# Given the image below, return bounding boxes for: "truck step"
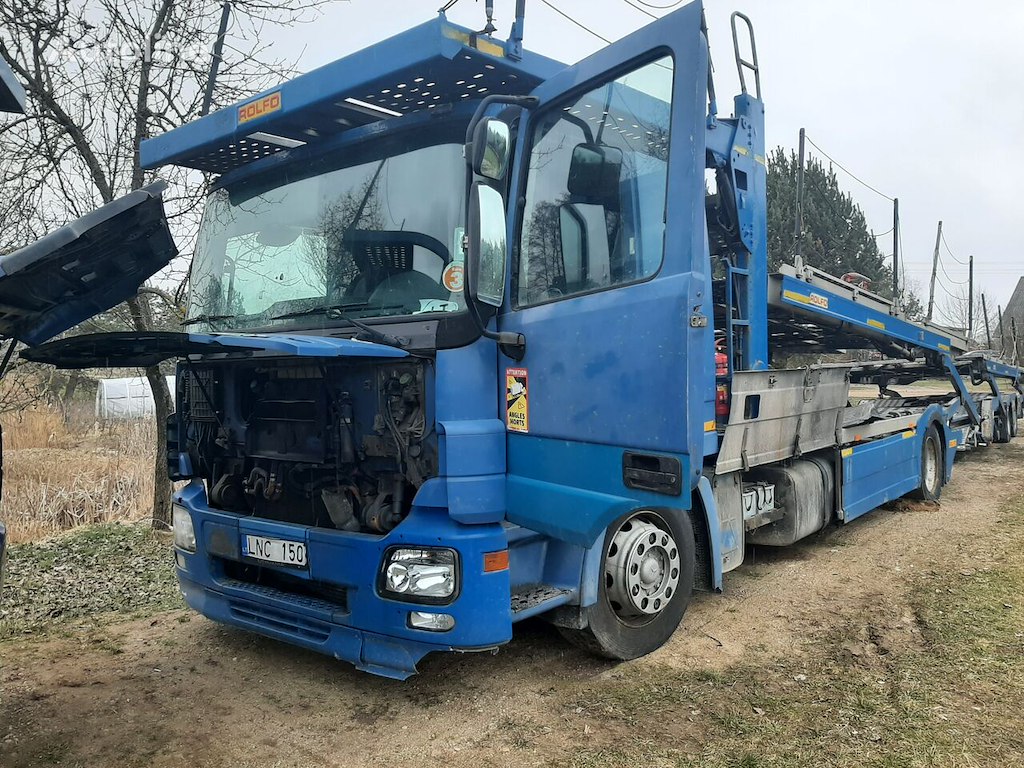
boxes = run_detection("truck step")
[511,584,574,618]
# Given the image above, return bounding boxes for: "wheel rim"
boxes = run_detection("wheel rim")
[605,512,680,624]
[924,437,939,493]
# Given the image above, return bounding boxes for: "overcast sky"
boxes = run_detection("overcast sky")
[264,0,1023,326]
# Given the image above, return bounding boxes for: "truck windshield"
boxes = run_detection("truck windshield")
[187,142,467,332]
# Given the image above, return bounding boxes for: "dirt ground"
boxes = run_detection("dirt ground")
[2,440,1023,768]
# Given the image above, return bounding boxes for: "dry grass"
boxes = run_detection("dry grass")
[566,494,1024,768]
[1,408,155,543]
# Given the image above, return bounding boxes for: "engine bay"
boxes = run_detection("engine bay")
[173,358,435,535]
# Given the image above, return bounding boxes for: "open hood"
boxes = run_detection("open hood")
[0,182,176,346]
[20,330,409,369]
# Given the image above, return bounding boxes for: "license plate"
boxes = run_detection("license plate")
[242,535,307,567]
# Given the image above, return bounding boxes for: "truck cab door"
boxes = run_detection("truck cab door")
[498,1,715,545]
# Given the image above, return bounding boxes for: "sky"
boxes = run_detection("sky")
[260,0,1023,326]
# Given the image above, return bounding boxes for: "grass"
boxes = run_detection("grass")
[562,495,1024,768]
[1,408,155,542]
[0,522,183,640]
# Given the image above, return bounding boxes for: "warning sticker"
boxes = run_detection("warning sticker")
[506,368,529,433]
[442,262,464,293]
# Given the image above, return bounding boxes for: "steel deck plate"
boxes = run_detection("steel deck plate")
[140,16,563,174]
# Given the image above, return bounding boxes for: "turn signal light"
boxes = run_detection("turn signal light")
[483,550,509,573]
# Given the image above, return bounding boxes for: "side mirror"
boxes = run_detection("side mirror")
[467,182,507,307]
[471,118,511,182]
[567,143,623,207]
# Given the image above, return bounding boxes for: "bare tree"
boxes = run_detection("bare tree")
[0,0,328,526]
[938,285,998,351]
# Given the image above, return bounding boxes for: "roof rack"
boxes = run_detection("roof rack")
[140,16,563,176]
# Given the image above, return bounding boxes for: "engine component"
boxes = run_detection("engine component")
[321,487,360,531]
[209,473,246,509]
[183,359,430,535]
[361,475,405,533]
[245,465,284,502]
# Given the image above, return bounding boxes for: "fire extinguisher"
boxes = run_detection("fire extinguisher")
[715,337,729,419]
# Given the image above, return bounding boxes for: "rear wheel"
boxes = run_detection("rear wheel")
[995,408,1011,444]
[1010,407,1018,438]
[910,424,943,501]
[559,508,695,660]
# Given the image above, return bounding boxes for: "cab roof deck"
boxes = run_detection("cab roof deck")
[140,16,564,176]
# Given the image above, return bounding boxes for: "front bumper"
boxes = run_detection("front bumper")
[172,481,512,679]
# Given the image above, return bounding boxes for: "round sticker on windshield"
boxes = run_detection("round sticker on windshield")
[442,262,464,293]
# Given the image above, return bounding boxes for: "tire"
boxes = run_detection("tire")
[910,424,943,501]
[559,508,695,660]
[1010,407,1018,439]
[994,408,1011,444]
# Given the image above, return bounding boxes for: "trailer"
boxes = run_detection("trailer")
[14,2,1021,678]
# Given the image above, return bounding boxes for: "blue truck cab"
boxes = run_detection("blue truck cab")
[13,2,1023,677]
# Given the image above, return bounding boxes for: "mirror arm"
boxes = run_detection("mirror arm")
[464,94,538,149]
[462,95,536,361]
[466,295,527,361]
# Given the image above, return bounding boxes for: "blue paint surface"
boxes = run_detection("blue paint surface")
[188,332,408,358]
[173,480,512,680]
[506,435,690,547]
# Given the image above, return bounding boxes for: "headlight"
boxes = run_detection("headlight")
[380,547,458,603]
[172,505,196,553]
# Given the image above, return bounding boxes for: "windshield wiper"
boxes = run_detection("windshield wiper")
[180,313,235,328]
[270,303,408,348]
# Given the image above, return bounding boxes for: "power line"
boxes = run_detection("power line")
[631,0,685,8]
[934,276,962,299]
[620,0,659,19]
[540,0,612,43]
[940,230,969,265]
[938,255,967,285]
[804,134,895,202]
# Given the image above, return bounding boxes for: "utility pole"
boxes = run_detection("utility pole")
[967,255,974,339]
[981,293,992,349]
[998,304,1006,354]
[201,1,232,117]
[892,198,900,311]
[1012,317,1020,365]
[793,127,805,269]
[926,220,942,321]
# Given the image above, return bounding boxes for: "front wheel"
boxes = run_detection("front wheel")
[559,508,695,660]
[910,424,943,501]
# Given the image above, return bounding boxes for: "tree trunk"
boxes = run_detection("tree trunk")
[62,370,81,424]
[127,296,173,529]
[145,365,174,529]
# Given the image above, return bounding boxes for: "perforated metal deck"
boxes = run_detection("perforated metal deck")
[140,16,563,175]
